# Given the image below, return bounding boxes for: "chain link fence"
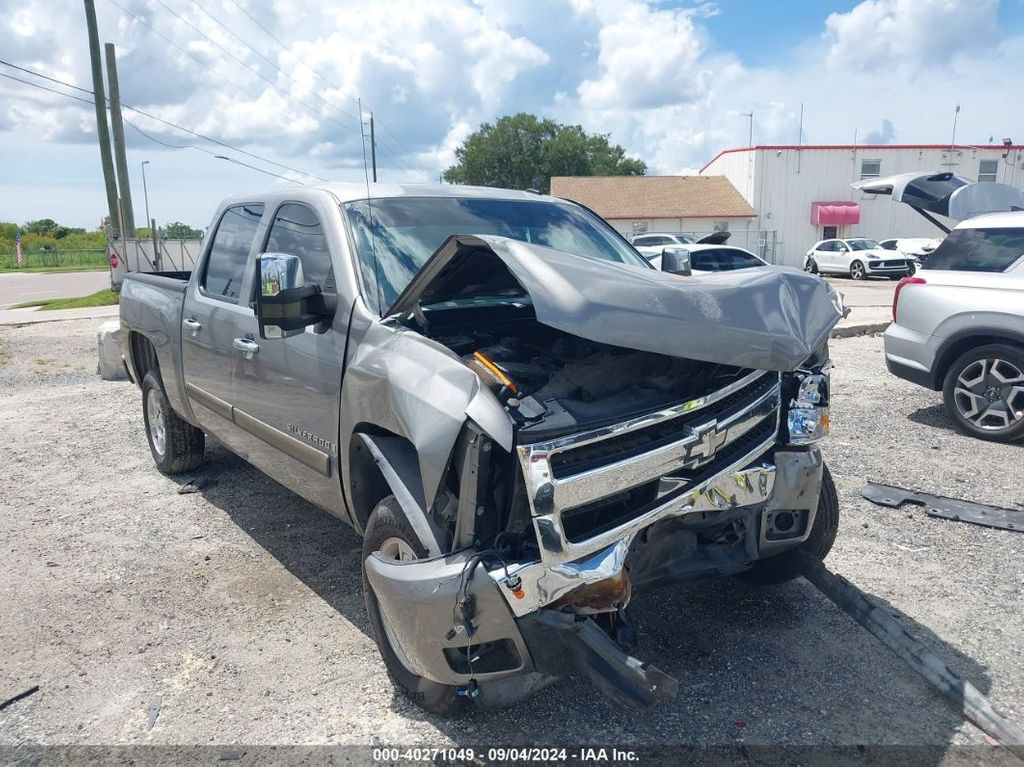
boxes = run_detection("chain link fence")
[0,249,107,270]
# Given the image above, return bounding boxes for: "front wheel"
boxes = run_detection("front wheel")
[849,260,866,280]
[805,258,819,275]
[738,463,839,586]
[942,344,1024,442]
[362,496,466,716]
[141,371,205,474]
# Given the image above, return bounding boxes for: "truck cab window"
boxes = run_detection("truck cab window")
[264,203,333,291]
[202,204,264,302]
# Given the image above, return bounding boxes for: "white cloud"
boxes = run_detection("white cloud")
[823,0,1000,70]
[2,0,1024,228]
[577,1,712,109]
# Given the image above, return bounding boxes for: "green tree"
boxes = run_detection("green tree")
[161,221,203,239]
[443,113,646,193]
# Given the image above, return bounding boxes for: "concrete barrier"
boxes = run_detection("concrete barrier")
[97,320,127,381]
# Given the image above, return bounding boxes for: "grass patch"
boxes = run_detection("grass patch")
[15,288,119,311]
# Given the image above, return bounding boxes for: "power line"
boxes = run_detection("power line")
[0,71,94,105]
[188,1,360,124]
[106,0,261,106]
[148,0,361,138]
[221,0,417,170]
[0,61,93,95]
[0,59,325,182]
[124,116,299,182]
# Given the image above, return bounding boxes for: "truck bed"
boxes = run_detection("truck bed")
[124,271,192,292]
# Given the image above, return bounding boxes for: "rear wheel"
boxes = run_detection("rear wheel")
[739,463,839,586]
[141,371,205,474]
[849,260,866,280]
[942,344,1024,443]
[361,496,466,716]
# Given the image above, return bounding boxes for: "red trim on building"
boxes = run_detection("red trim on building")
[699,144,1024,174]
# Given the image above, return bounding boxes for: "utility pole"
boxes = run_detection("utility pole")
[141,160,151,229]
[950,102,961,152]
[105,42,137,236]
[369,112,377,182]
[742,110,754,147]
[84,0,119,237]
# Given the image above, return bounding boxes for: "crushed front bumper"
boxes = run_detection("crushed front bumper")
[363,448,824,705]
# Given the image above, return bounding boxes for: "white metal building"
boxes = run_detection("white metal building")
[700,144,1024,267]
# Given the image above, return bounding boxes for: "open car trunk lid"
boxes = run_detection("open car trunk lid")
[386,235,845,372]
[853,172,1024,223]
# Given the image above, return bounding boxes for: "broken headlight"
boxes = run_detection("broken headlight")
[781,368,830,446]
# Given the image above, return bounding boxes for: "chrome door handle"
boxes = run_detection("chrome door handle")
[232,337,260,358]
[183,318,202,336]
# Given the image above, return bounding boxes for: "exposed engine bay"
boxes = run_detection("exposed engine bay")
[419,302,750,440]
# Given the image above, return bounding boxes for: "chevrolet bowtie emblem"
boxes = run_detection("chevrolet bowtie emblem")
[687,421,728,464]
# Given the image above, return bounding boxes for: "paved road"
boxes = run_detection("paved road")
[0,270,109,308]
[824,276,897,309]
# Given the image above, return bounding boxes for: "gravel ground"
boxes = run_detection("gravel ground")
[0,319,1022,749]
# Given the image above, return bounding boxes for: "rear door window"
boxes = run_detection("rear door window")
[925,227,1024,272]
[716,248,764,270]
[202,204,264,302]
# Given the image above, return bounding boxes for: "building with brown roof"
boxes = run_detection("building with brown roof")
[550,175,755,244]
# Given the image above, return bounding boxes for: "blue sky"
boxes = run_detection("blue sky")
[2,0,1023,228]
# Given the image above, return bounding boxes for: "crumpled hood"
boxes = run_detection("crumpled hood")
[388,235,846,372]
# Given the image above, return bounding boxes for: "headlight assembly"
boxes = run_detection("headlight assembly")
[782,370,830,445]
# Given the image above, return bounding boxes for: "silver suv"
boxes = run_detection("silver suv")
[885,212,1024,442]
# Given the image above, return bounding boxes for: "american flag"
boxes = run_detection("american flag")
[15,232,23,266]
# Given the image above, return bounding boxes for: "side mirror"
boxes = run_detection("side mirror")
[255,253,334,340]
[661,247,692,276]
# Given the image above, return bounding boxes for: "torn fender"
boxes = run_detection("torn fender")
[388,235,845,372]
[339,304,513,520]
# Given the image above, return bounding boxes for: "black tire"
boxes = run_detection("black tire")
[849,260,866,280]
[361,496,466,716]
[805,258,819,275]
[141,371,205,475]
[941,344,1024,443]
[739,463,839,586]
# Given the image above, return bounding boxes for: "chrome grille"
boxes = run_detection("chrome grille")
[516,369,782,561]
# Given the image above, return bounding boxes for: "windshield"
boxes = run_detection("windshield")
[344,196,647,312]
[847,239,880,251]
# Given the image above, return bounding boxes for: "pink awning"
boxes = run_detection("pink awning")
[811,201,860,226]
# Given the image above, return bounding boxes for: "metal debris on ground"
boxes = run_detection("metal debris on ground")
[146,696,162,730]
[861,482,1024,533]
[177,477,211,495]
[0,685,39,711]
[797,551,1024,759]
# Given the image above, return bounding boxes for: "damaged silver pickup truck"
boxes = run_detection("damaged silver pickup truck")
[120,184,844,713]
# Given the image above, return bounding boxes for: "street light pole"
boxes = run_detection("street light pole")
[141,160,152,232]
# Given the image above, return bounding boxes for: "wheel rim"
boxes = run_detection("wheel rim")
[147,390,167,456]
[378,536,417,561]
[953,358,1024,431]
[374,536,418,671]
[851,262,864,279]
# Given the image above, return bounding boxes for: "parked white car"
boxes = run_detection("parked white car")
[631,232,697,258]
[804,238,912,280]
[645,244,767,274]
[879,237,942,273]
